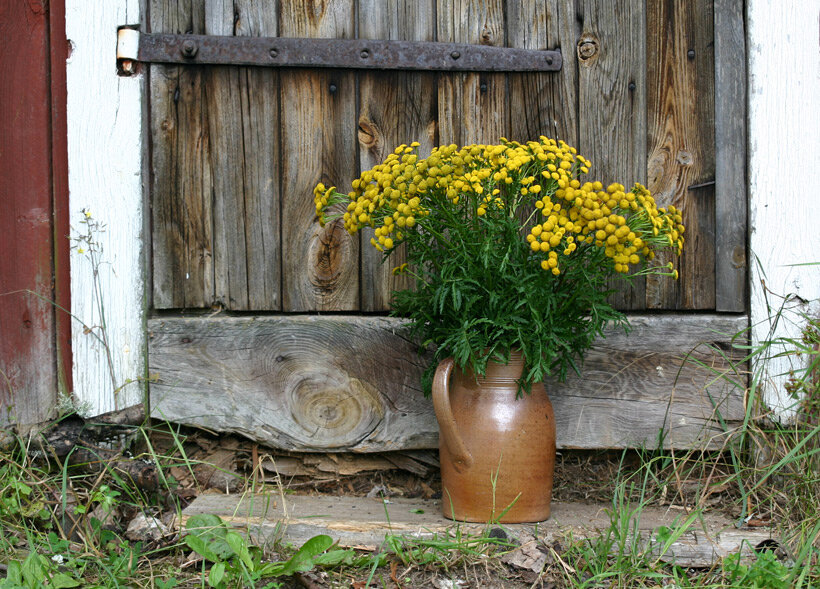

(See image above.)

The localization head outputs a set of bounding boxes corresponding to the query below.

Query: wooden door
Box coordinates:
[147,0,747,450]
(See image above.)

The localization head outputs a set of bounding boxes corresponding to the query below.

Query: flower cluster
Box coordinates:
[315,137,684,279]
[314,136,686,391]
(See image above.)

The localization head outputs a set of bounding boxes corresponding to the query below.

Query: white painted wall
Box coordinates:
[748,1,820,415]
[66,1,145,415]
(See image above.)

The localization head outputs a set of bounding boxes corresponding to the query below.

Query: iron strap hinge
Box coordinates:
[116,28,562,74]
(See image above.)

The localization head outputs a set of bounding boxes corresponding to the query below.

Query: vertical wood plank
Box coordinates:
[205,2,250,310]
[150,1,214,309]
[67,0,146,413]
[236,3,280,310]
[280,0,359,311]
[437,0,508,146]
[0,0,58,425]
[506,0,579,147]
[645,0,716,310]
[578,1,647,310]
[748,1,820,414]
[714,0,747,312]
[358,0,437,311]
[50,0,73,398]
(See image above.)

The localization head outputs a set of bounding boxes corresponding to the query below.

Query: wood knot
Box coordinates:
[480,26,496,46]
[732,245,746,268]
[358,118,380,152]
[577,34,599,64]
[287,372,384,449]
[311,221,351,293]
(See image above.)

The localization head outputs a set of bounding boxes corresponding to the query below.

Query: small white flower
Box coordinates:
[51,554,65,564]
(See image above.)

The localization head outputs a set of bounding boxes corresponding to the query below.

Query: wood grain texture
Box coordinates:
[149,315,435,451]
[202,1,282,310]
[714,0,747,312]
[150,1,214,309]
[645,0,715,310]
[506,0,578,146]
[436,0,508,146]
[236,2,281,309]
[578,1,647,310]
[149,314,747,450]
[205,2,250,310]
[0,0,58,425]
[358,0,437,311]
[280,0,359,311]
[186,493,773,564]
[66,0,146,414]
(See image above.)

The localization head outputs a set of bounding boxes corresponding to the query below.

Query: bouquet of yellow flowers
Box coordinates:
[315,136,684,393]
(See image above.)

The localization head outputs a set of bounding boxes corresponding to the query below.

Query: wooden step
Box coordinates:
[182,492,776,568]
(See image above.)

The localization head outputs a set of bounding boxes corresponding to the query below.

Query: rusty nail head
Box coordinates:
[546,55,553,65]
[181,39,198,58]
[121,59,135,74]
[360,48,370,59]
[450,51,461,60]
[270,47,279,58]
[687,49,696,60]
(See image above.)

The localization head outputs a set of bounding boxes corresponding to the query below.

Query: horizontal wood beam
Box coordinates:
[148,313,747,451]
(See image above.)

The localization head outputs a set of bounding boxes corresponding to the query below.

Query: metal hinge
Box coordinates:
[116,27,562,76]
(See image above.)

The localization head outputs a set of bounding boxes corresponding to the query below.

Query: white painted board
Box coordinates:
[747,1,820,416]
[65,1,145,415]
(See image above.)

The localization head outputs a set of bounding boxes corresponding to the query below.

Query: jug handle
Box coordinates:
[432,357,473,473]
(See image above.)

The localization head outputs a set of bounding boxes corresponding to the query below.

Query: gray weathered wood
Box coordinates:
[149,313,746,451]
[578,1,647,310]
[437,0,508,146]
[149,315,435,451]
[714,0,747,312]
[150,1,214,309]
[645,0,715,310]
[280,0,359,311]
[506,0,578,146]
[236,2,281,309]
[358,0,436,311]
[184,493,773,567]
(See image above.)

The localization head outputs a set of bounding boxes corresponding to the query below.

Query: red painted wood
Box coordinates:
[0,1,59,425]
[50,0,73,396]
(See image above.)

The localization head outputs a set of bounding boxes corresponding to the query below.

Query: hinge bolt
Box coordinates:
[450,51,461,60]
[181,39,198,59]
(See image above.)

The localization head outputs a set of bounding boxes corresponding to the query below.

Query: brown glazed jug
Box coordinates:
[432,352,556,522]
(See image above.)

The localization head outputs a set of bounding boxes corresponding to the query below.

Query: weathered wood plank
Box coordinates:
[714,0,747,312]
[150,1,214,309]
[645,0,715,310]
[436,0,508,146]
[358,0,437,311]
[0,1,59,425]
[506,0,578,146]
[149,315,435,451]
[239,4,280,309]
[66,0,146,414]
[578,1,647,310]
[280,0,359,311]
[204,2,251,310]
[186,493,773,567]
[149,314,746,451]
